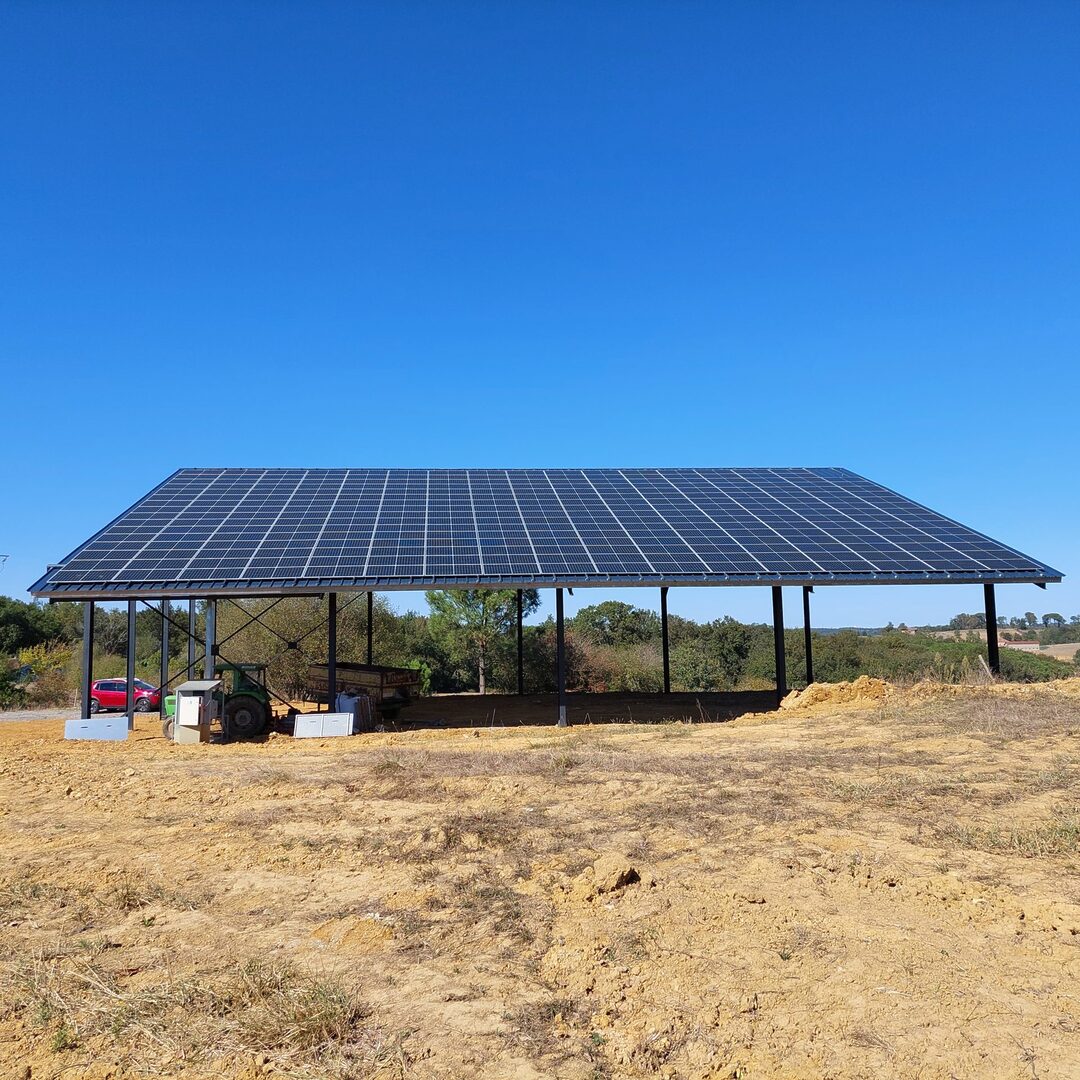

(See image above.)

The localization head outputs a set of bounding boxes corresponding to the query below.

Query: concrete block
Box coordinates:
[64,718,128,741]
[173,723,209,745]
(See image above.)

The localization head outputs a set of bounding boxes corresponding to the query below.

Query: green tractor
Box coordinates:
[162,662,273,741]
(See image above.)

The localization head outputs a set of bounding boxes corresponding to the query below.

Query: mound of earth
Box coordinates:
[779,674,890,711]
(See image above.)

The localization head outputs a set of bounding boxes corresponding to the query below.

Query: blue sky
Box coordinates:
[1,2,1077,628]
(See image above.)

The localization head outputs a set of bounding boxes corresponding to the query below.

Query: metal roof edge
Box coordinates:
[30,570,1063,602]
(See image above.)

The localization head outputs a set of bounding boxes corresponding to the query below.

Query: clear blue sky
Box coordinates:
[2,2,1077,628]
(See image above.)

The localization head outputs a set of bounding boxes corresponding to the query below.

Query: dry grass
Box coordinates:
[937,807,1080,858]
[503,995,581,1055]
[9,953,387,1077]
[109,870,207,913]
[911,689,1080,743]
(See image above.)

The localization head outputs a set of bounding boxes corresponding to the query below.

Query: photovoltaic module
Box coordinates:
[29,467,1061,598]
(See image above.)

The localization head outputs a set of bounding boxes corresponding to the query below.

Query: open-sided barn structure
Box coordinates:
[30,467,1063,728]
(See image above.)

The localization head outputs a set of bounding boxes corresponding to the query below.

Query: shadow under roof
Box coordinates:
[29,467,1062,600]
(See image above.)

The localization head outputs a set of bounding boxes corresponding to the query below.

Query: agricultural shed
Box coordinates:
[29,467,1063,727]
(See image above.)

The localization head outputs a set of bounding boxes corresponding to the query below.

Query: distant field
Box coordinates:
[1042,642,1080,660]
[927,628,1079,659]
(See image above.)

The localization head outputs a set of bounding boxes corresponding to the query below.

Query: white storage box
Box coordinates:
[293,712,355,738]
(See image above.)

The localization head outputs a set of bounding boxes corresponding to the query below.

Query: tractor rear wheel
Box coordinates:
[224,694,269,740]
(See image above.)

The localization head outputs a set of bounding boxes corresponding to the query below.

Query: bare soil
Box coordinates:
[2,681,1080,1079]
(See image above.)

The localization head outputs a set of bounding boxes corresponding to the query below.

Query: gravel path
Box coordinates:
[0,707,78,722]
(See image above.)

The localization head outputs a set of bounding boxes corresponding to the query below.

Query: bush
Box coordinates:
[0,665,27,710]
[15,643,77,708]
[579,642,663,692]
[407,659,432,695]
[670,643,734,691]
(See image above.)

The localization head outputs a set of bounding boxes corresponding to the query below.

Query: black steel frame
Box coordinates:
[75,579,1010,732]
[660,586,671,694]
[516,589,524,696]
[80,602,94,720]
[556,587,567,728]
[772,586,787,704]
[984,583,1000,675]
[803,586,814,686]
[125,601,136,729]
[133,592,369,723]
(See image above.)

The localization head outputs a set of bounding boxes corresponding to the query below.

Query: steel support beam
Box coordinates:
[802,586,814,686]
[772,586,787,704]
[204,599,216,680]
[187,600,197,680]
[516,589,524,696]
[660,586,671,693]
[367,592,374,665]
[160,601,170,708]
[984,583,1000,675]
[126,600,137,729]
[81,602,95,720]
[327,592,337,712]
[556,587,567,727]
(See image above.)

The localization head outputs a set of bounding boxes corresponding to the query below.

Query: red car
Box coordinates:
[89,679,161,713]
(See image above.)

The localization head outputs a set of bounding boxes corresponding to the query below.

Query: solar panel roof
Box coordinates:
[29,467,1062,599]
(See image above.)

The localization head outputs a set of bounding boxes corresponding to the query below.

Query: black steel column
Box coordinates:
[160,601,170,707]
[984,582,1000,675]
[660,586,671,693]
[187,599,197,680]
[556,587,567,727]
[327,592,337,711]
[81,601,95,720]
[126,600,137,729]
[772,586,787,703]
[516,589,524,696]
[802,586,814,686]
[366,592,374,665]
[204,599,216,680]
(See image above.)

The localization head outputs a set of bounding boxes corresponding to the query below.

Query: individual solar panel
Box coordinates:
[29,467,1062,598]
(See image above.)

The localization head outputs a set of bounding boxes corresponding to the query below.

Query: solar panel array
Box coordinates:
[30,467,1060,597]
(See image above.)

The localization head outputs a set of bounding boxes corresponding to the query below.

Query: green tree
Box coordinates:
[1042,613,1065,628]
[0,597,67,655]
[426,589,539,694]
[570,601,661,646]
[949,613,985,631]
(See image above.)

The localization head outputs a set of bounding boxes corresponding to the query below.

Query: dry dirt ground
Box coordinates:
[2,680,1080,1080]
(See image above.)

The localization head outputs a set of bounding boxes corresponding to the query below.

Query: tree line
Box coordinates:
[1,594,1076,710]
[946,610,1080,642]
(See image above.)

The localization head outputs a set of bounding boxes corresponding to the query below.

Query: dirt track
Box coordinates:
[2,680,1079,1078]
